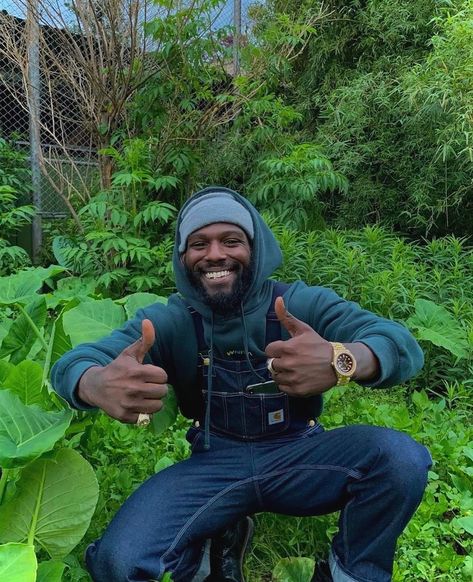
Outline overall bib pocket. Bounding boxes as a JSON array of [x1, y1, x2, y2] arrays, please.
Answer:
[[202, 389, 290, 439]]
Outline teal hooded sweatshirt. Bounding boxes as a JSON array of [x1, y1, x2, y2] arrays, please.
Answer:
[[51, 187, 424, 421]]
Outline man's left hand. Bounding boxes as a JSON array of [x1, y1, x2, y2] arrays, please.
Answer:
[[265, 297, 337, 397]]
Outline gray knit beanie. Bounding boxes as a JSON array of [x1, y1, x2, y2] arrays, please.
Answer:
[[178, 191, 254, 252]]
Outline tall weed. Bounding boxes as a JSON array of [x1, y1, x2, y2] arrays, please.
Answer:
[[271, 223, 473, 394]]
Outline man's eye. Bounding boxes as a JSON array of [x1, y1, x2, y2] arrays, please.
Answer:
[[225, 239, 241, 245], [190, 241, 206, 249]]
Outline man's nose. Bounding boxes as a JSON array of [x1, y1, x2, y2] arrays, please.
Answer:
[[206, 241, 226, 261]]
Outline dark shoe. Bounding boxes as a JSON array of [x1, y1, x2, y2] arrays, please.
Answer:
[[204, 516, 254, 582], [311, 559, 333, 582]]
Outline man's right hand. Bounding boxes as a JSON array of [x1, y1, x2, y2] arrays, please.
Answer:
[[77, 319, 168, 424]]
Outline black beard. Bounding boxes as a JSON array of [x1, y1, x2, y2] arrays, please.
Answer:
[[186, 261, 253, 316]]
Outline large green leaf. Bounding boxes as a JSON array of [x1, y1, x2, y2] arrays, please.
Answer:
[[2, 360, 45, 407], [0, 542, 37, 582], [406, 299, 470, 359], [455, 516, 473, 536], [37, 560, 65, 582], [150, 386, 178, 435], [0, 318, 12, 346], [63, 299, 125, 346], [0, 390, 72, 468], [0, 448, 99, 559], [0, 361, 13, 385], [33, 266, 66, 282], [49, 316, 72, 366], [46, 276, 96, 309], [272, 557, 315, 582], [0, 296, 47, 363], [122, 292, 167, 319], [0, 270, 43, 305], [49, 300, 83, 367], [51, 237, 75, 270]]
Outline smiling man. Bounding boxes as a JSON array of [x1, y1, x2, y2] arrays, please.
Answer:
[[51, 187, 431, 582]]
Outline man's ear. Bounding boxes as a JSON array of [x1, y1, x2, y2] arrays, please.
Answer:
[[180, 253, 185, 264]]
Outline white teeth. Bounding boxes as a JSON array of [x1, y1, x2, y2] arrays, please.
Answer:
[[204, 270, 231, 280]]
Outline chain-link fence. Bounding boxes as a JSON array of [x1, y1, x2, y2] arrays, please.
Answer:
[[0, 0, 251, 258]]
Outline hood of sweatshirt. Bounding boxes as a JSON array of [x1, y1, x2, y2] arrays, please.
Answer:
[[172, 186, 283, 358]]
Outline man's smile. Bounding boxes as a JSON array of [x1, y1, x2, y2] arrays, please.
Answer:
[[204, 269, 232, 280]]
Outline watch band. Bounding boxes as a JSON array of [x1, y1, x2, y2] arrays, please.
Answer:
[[330, 342, 357, 386]]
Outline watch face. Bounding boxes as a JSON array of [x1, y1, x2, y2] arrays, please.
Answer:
[[336, 352, 354, 375]]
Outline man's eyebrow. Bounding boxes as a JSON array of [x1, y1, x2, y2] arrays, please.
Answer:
[[188, 230, 246, 240]]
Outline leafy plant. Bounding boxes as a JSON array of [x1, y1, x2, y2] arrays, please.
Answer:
[[247, 143, 348, 230], [0, 139, 36, 275], [407, 299, 470, 360], [47, 136, 178, 296], [0, 386, 98, 580], [272, 557, 315, 581], [0, 267, 181, 579], [270, 223, 473, 394], [256, 0, 473, 236]]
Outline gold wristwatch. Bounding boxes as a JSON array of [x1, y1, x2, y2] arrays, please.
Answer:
[[330, 342, 357, 386]]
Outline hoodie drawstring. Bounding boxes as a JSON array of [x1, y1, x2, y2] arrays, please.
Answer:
[[240, 302, 266, 383], [203, 312, 214, 451]]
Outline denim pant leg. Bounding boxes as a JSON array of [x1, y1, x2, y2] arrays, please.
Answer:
[[85, 430, 258, 582], [254, 424, 431, 582]]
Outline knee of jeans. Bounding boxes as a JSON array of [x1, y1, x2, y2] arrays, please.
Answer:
[[374, 428, 432, 497], [85, 538, 165, 582]]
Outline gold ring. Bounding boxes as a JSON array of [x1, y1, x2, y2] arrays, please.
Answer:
[[267, 357, 276, 375], [136, 413, 151, 427]]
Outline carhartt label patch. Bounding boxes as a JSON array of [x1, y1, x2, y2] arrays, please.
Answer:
[[268, 409, 284, 425]]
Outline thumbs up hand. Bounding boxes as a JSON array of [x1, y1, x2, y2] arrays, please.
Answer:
[[265, 297, 337, 397], [77, 319, 168, 423]]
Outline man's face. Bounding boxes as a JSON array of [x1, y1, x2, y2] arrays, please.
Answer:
[[182, 222, 252, 313]]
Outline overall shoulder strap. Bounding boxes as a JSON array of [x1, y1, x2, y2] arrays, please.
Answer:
[[265, 281, 291, 345], [187, 305, 207, 353]]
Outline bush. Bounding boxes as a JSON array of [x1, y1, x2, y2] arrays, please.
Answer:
[[0, 139, 35, 275]]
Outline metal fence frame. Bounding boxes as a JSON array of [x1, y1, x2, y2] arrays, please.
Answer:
[[0, 0, 245, 260]]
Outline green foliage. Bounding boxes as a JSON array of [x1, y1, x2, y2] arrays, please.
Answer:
[[125, 0, 233, 199], [0, 391, 72, 469], [0, 543, 37, 582], [407, 299, 470, 360], [0, 139, 35, 275], [247, 144, 348, 230], [270, 223, 473, 393], [0, 448, 99, 558], [194, 7, 331, 200], [402, 1, 473, 230], [272, 557, 315, 581], [0, 138, 31, 197], [115, 0, 331, 216], [0, 265, 176, 578], [336, 386, 472, 581], [36, 560, 66, 582], [63, 300, 126, 347], [50, 143, 177, 295], [256, 0, 473, 236], [79, 414, 190, 549]]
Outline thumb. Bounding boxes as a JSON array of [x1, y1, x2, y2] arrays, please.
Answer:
[[124, 319, 156, 363], [274, 296, 313, 338]]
